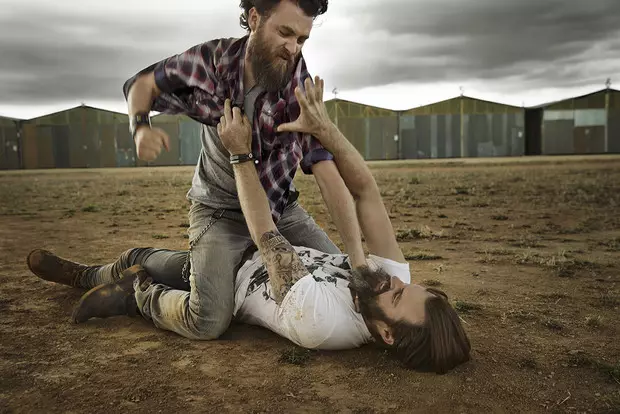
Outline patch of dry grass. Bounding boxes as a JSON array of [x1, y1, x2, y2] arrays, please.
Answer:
[[396, 225, 445, 241], [279, 347, 313, 366], [513, 250, 602, 278], [585, 315, 603, 328], [454, 301, 482, 313], [502, 309, 539, 323], [405, 252, 443, 261]]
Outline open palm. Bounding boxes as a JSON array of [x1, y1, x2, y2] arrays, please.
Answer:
[[278, 76, 332, 137]]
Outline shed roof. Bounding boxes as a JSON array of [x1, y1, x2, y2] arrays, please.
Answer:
[[403, 95, 523, 115], [529, 88, 620, 109], [26, 104, 128, 121]]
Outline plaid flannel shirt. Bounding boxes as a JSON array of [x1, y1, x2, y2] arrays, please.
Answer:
[[123, 36, 334, 222]]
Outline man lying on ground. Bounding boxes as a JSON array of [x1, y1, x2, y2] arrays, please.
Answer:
[[27, 77, 471, 374]]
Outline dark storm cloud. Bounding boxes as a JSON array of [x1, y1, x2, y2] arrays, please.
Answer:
[[329, 0, 620, 91], [1, 0, 619, 108], [0, 5, 235, 105]]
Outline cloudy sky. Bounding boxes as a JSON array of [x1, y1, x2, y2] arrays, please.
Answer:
[[1, 0, 619, 119]]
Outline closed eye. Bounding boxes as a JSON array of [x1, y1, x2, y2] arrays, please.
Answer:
[[395, 288, 405, 305], [392, 287, 404, 305]]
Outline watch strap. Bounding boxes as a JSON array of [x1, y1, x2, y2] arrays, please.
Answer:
[[129, 113, 151, 138], [230, 153, 256, 165]]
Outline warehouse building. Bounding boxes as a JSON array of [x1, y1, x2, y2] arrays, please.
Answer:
[[22, 105, 128, 169], [0, 115, 21, 170], [324, 98, 399, 160], [19, 105, 203, 169], [399, 96, 525, 159], [525, 87, 620, 155]]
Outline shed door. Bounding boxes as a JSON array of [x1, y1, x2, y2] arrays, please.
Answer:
[[574, 126, 605, 154], [52, 125, 71, 168]]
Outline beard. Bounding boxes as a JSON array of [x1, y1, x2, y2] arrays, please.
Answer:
[[348, 266, 392, 324], [247, 25, 297, 93]]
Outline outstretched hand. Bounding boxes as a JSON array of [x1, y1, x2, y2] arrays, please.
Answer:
[[277, 76, 333, 137]]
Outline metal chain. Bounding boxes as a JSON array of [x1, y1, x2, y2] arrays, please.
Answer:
[[181, 209, 226, 282]]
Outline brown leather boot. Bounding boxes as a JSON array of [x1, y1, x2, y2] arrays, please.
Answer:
[[27, 249, 89, 288], [71, 265, 149, 324]]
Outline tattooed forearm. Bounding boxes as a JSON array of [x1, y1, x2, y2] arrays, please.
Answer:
[[258, 230, 309, 304]]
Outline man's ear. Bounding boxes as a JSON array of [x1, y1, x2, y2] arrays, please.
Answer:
[[374, 320, 394, 346], [248, 7, 260, 32]]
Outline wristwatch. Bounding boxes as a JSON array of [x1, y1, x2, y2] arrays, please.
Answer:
[[129, 113, 151, 138]]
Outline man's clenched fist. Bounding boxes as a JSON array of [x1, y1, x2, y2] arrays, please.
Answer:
[[135, 127, 171, 162]]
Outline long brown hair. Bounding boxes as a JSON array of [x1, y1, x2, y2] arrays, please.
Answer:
[[390, 288, 471, 374]]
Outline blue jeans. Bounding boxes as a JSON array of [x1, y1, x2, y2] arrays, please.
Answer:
[[80, 201, 339, 340]]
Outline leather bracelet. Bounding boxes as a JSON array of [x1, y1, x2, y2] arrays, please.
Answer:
[[230, 153, 256, 165]]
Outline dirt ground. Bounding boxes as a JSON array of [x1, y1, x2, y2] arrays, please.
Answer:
[[1, 156, 619, 414]]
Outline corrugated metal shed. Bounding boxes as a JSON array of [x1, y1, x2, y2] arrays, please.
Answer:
[[324, 99, 399, 160], [0, 115, 22, 170], [24, 105, 127, 168], [529, 88, 620, 155], [401, 96, 525, 159]]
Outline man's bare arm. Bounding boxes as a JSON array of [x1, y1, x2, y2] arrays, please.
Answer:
[[314, 123, 405, 263], [277, 77, 405, 263], [312, 160, 366, 268], [126, 72, 161, 117], [232, 162, 309, 304], [217, 101, 309, 304]]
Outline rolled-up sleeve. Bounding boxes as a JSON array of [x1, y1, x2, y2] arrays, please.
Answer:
[[299, 133, 334, 174], [122, 43, 217, 118]]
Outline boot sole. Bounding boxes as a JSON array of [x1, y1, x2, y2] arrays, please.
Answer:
[[26, 249, 47, 278]]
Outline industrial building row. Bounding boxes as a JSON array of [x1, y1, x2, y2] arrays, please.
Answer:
[[1, 87, 618, 170]]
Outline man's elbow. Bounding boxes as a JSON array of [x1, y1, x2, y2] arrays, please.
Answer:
[[351, 178, 379, 202]]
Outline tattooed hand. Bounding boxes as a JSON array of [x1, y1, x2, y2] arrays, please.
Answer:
[[259, 230, 309, 304]]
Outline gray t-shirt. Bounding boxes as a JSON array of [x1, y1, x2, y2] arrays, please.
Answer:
[[185, 86, 297, 209]]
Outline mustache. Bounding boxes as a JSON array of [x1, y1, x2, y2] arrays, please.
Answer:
[[276, 49, 296, 65], [349, 267, 391, 323]]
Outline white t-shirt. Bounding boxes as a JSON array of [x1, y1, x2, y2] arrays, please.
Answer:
[[233, 246, 411, 350]]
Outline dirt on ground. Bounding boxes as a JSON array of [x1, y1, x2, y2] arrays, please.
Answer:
[[0, 156, 619, 414]]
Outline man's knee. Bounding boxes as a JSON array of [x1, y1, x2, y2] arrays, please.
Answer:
[[190, 312, 233, 340], [119, 247, 153, 268]]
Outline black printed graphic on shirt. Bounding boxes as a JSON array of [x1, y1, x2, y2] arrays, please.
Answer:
[[246, 265, 275, 301], [245, 249, 352, 302]]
